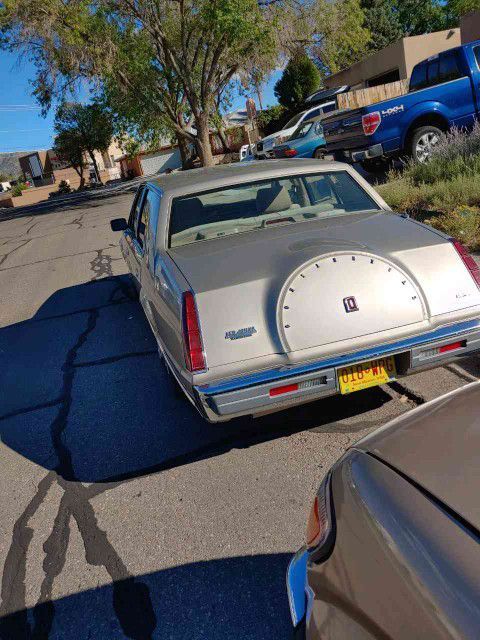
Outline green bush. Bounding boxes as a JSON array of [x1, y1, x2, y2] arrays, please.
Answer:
[[58, 179, 72, 194], [402, 121, 480, 186], [424, 206, 480, 250], [11, 182, 27, 197], [378, 173, 480, 217], [256, 104, 288, 137]]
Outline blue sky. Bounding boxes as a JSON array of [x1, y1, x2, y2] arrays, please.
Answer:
[[0, 50, 281, 153]]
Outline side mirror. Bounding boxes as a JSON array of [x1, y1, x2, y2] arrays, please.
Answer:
[[110, 218, 128, 232]]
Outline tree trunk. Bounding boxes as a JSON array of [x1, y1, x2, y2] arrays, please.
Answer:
[[72, 163, 85, 190], [176, 133, 196, 170], [195, 114, 215, 167], [88, 150, 102, 184], [217, 125, 229, 153]]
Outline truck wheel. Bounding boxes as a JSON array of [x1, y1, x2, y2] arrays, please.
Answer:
[[313, 147, 325, 159], [409, 126, 442, 163]]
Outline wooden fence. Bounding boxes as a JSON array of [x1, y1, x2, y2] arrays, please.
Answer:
[[337, 80, 409, 111]]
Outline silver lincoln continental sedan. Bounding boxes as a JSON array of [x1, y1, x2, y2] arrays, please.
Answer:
[[110, 159, 480, 422]]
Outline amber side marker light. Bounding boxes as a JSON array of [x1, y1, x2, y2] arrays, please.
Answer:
[[306, 473, 335, 558]]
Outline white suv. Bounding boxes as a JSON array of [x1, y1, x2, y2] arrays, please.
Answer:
[[255, 101, 336, 159]]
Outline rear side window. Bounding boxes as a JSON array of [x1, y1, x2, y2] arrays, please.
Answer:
[[475, 46, 480, 69], [439, 51, 462, 83], [410, 62, 428, 92], [427, 59, 439, 86], [410, 51, 462, 92], [321, 102, 337, 114]]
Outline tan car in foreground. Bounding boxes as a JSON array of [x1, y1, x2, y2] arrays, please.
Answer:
[[288, 382, 480, 639], [111, 159, 480, 422]]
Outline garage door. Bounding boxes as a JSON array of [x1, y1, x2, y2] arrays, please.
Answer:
[[140, 149, 182, 175]]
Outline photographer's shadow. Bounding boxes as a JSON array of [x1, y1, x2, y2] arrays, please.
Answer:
[[0, 275, 392, 484]]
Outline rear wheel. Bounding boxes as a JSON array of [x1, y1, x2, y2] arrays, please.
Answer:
[[408, 125, 442, 163], [313, 146, 325, 159]]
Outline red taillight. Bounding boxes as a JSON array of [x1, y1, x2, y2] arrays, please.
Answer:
[[451, 239, 480, 288], [439, 341, 465, 353], [284, 148, 298, 157], [269, 383, 299, 397], [362, 111, 381, 136], [182, 291, 206, 372]]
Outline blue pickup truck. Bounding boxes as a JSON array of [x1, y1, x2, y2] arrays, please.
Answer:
[[323, 40, 480, 170]]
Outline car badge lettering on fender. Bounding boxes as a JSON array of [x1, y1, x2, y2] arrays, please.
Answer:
[[343, 297, 359, 313], [225, 326, 257, 340]]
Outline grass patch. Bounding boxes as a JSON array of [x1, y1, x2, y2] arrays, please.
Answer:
[[377, 123, 480, 249]]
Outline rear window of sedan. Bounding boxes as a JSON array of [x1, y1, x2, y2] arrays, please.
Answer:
[[169, 171, 381, 248]]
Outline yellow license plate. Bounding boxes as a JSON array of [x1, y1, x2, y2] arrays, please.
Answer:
[[338, 356, 396, 395]]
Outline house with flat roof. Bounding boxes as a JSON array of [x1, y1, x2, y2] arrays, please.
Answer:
[[325, 13, 480, 91]]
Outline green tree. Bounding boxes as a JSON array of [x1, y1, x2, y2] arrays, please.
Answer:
[[0, 0, 278, 167], [313, 0, 372, 75], [445, 0, 480, 19], [53, 128, 87, 189], [361, 0, 403, 51], [54, 102, 113, 185], [274, 54, 320, 111], [396, 0, 446, 36]]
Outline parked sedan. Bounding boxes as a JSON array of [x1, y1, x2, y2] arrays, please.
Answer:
[[111, 159, 480, 423], [287, 381, 480, 638], [255, 102, 335, 159], [273, 118, 326, 159]]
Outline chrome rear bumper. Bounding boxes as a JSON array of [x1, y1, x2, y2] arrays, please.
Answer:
[[194, 319, 480, 422]]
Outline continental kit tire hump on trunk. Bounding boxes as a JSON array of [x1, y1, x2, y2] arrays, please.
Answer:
[[279, 252, 426, 352]]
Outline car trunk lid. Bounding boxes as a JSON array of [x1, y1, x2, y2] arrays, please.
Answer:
[[169, 213, 480, 367]]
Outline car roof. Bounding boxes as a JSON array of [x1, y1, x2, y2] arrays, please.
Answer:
[[354, 382, 480, 532], [147, 159, 348, 197]]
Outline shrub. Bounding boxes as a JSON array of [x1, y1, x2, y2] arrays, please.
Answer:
[[11, 182, 27, 197], [424, 206, 480, 250], [256, 104, 288, 137], [57, 179, 71, 194], [402, 121, 480, 186]]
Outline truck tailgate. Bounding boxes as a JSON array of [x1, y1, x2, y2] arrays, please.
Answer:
[[322, 108, 366, 151]]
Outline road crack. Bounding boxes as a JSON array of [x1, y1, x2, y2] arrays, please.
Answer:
[[0, 307, 157, 640]]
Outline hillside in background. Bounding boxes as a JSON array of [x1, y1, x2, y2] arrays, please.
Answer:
[[0, 152, 32, 179]]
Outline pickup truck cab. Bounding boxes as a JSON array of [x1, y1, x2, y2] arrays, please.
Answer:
[[323, 41, 480, 169]]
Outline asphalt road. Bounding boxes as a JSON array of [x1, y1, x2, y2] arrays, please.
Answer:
[[0, 193, 479, 640]]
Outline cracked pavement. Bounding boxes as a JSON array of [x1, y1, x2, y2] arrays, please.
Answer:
[[0, 194, 479, 639]]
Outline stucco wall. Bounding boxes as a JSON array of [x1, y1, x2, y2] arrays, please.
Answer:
[[325, 28, 461, 89], [461, 11, 480, 44]]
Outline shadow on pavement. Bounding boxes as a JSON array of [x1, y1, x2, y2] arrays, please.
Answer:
[[0, 275, 393, 485], [0, 553, 292, 640], [0, 275, 394, 639], [0, 275, 392, 484]]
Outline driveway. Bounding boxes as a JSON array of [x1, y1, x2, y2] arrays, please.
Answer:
[[0, 192, 478, 639]]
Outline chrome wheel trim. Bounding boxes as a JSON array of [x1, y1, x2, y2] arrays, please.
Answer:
[[415, 132, 440, 163]]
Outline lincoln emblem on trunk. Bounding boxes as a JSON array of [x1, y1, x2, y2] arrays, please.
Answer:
[[343, 296, 359, 313]]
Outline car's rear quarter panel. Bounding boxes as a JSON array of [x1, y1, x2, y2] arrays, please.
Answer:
[[306, 452, 480, 639]]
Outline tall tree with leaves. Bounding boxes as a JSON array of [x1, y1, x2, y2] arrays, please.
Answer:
[[361, 0, 402, 51], [396, 0, 446, 36], [274, 54, 320, 112], [0, 0, 277, 167], [54, 102, 113, 184], [53, 128, 87, 188]]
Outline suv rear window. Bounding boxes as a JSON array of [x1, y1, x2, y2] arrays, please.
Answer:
[[169, 171, 381, 248]]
